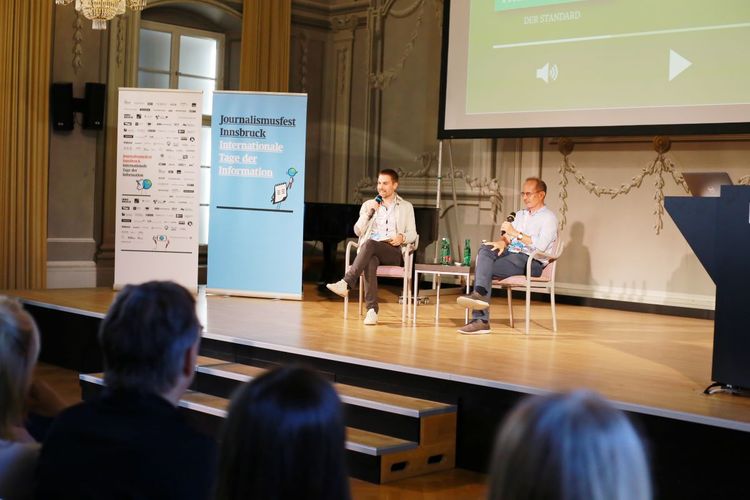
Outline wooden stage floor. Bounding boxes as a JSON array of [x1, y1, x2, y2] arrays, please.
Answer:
[[7, 283, 750, 432]]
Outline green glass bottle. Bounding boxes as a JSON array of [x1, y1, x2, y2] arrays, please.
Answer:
[[463, 239, 471, 266]]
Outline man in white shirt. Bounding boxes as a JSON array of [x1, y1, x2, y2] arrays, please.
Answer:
[[327, 169, 417, 325], [457, 177, 558, 334]]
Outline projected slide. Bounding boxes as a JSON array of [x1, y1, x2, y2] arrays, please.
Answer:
[[441, 0, 750, 136]]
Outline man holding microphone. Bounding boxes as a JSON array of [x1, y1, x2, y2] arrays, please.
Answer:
[[456, 177, 558, 334], [327, 169, 417, 325]]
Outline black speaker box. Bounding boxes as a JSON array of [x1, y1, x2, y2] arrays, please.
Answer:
[[51, 83, 74, 131], [83, 82, 106, 130]]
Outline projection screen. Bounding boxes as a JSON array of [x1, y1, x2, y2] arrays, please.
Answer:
[[439, 0, 750, 138]]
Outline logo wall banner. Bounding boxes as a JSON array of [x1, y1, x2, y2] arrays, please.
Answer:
[[207, 91, 307, 299], [114, 88, 202, 292]]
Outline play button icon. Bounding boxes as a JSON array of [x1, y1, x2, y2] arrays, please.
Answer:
[[669, 49, 692, 81]]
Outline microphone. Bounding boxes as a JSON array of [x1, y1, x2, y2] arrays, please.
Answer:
[[500, 211, 516, 235], [368, 194, 383, 219]]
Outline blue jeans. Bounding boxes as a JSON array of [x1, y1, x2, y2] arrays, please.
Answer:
[[472, 245, 542, 322]]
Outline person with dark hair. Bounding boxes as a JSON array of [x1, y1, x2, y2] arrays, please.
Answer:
[[215, 365, 350, 500], [488, 390, 651, 500], [457, 177, 558, 334], [36, 281, 217, 500], [327, 168, 417, 325], [0, 297, 41, 499]]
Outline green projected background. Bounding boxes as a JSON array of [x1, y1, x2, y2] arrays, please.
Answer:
[[466, 0, 750, 115]]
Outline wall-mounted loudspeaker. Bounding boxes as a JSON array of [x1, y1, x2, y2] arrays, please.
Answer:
[[83, 83, 105, 130], [51, 83, 74, 131], [51, 82, 106, 131]]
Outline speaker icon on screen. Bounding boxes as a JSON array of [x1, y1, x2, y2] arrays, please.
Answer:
[[536, 63, 558, 83]]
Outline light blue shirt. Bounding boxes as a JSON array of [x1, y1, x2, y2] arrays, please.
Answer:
[[370, 201, 398, 241], [508, 205, 558, 264]]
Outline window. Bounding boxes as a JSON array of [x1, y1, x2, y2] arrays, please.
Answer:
[[138, 21, 224, 244]]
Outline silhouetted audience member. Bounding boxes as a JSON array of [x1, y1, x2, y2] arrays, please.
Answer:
[[215, 366, 350, 500], [0, 297, 42, 499], [36, 281, 217, 499], [488, 390, 651, 500]]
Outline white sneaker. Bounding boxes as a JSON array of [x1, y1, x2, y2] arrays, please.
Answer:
[[364, 308, 378, 325], [326, 279, 348, 298]]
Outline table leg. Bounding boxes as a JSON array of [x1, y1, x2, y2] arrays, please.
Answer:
[[464, 273, 470, 323], [413, 271, 420, 324], [435, 274, 441, 322]]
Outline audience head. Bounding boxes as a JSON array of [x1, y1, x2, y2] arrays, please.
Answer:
[[488, 390, 650, 500], [216, 365, 350, 500], [0, 297, 40, 439], [99, 281, 201, 400]]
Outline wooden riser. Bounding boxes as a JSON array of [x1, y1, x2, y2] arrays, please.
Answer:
[[79, 376, 457, 484]]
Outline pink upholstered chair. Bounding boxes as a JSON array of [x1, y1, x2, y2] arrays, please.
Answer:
[[343, 237, 418, 323], [492, 238, 564, 334]]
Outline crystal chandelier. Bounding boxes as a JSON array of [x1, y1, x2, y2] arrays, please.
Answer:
[[55, 0, 148, 30]]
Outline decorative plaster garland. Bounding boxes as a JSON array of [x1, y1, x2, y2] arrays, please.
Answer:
[[73, 12, 84, 73], [557, 137, 690, 235], [369, 0, 430, 89]]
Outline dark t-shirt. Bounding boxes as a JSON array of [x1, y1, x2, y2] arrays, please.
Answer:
[[35, 389, 217, 500]]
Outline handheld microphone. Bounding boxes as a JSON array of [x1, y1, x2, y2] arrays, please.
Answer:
[[500, 211, 516, 235], [368, 194, 384, 219]]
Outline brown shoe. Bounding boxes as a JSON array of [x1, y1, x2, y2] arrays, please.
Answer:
[[458, 320, 491, 335], [457, 292, 490, 310]]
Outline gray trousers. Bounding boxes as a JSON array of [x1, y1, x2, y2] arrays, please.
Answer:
[[472, 245, 542, 322], [344, 239, 403, 313]]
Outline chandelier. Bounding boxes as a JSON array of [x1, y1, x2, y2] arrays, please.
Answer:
[[55, 0, 148, 30]]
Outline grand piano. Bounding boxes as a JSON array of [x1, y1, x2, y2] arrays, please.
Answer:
[[304, 202, 439, 283]]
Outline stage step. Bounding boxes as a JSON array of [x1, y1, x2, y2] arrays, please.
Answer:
[[194, 357, 456, 418], [79, 370, 456, 483]]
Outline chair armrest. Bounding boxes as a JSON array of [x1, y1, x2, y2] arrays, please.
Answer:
[[345, 241, 359, 271], [524, 249, 558, 276], [401, 242, 417, 256], [402, 242, 416, 275]]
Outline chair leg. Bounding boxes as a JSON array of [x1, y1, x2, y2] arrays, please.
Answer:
[[506, 287, 514, 328], [401, 276, 408, 324], [525, 282, 531, 335], [359, 276, 364, 317], [344, 287, 348, 319], [550, 284, 557, 332]]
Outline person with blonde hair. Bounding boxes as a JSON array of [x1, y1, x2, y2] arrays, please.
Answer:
[[488, 390, 651, 500], [0, 296, 42, 498]]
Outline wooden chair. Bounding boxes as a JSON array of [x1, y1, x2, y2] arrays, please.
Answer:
[[344, 238, 418, 323], [492, 238, 564, 334]]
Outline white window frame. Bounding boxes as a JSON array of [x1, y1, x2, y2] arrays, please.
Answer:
[[138, 19, 225, 123]]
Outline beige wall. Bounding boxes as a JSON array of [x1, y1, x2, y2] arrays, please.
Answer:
[[48, 0, 750, 309], [48, 7, 106, 287]]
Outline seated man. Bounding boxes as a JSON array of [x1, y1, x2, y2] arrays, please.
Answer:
[[457, 177, 558, 334], [36, 281, 217, 499], [326, 168, 417, 325]]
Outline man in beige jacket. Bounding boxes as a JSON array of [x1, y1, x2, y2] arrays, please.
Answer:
[[327, 169, 417, 325]]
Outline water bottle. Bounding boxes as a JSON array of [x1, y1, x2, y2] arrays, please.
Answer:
[[463, 239, 471, 266], [440, 238, 452, 265]]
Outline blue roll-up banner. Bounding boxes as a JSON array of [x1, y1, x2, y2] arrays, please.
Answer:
[[207, 91, 307, 299]]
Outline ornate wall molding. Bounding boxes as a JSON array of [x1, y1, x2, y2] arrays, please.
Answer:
[[352, 152, 503, 220], [296, 30, 308, 92]]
